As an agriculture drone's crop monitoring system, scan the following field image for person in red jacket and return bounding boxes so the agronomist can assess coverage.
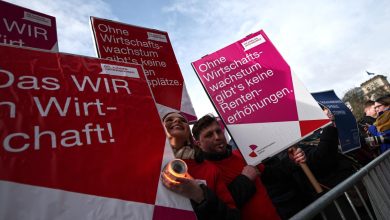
[161,112,256,220]
[192,114,306,220]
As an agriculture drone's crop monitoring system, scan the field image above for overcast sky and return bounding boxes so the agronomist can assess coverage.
[6,0,390,117]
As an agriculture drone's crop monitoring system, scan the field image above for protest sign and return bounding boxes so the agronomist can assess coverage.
[192,30,330,165]
[90,17,196,121]
[0,1,58,51]
[0,45,195,220]
[312,90,361,153]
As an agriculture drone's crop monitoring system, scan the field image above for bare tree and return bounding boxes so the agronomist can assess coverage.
[342,87,365,120]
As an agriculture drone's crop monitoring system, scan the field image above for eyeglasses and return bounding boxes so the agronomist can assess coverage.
[374,104,383,109]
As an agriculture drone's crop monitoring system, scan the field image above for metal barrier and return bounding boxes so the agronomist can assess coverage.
[290,150,390,220]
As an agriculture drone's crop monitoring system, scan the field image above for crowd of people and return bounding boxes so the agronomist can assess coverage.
[355,95,390,162]
[159,94,389,220]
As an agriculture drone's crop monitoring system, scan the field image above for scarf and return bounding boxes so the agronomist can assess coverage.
[375,109,390,132]
[173,145,195,160]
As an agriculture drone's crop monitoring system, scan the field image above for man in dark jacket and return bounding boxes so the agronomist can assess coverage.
[347,100,379,165]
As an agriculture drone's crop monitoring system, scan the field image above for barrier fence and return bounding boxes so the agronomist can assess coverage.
[290,150,390,220]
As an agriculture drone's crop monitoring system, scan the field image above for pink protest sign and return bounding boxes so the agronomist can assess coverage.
[192,30,330,165]
[0,1,58,51]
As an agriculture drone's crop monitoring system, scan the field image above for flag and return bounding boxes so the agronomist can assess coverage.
[366,71,375,75]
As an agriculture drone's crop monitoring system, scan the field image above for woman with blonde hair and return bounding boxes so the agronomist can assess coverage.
[161,112,250,220]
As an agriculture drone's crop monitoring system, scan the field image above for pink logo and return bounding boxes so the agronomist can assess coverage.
[248,144,258,157]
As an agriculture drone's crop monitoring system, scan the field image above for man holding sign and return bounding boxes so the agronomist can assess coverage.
[192,114,306,220]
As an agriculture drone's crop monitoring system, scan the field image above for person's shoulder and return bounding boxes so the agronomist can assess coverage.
[232,149,244,158]
[231,150,249,165]
[231,149,241,155]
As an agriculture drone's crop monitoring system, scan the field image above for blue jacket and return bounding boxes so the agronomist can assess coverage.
[368,122,390,153]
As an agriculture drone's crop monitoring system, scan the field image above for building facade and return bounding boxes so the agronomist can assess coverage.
[360,75,390,100]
